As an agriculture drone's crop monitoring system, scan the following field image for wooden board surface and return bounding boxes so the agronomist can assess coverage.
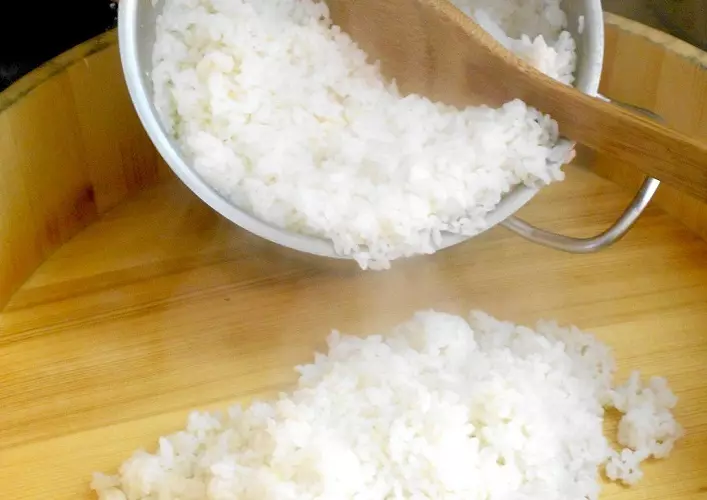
[1,13,707,500]
[2,167,707,499]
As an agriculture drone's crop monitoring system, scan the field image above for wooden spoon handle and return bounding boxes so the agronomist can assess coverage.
[419,0,707,203]
[552,89,707,203]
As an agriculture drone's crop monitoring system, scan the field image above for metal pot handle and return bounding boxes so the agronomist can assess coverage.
[501,95,662,253]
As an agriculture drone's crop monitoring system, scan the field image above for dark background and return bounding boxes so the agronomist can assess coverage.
[0,1,118,92]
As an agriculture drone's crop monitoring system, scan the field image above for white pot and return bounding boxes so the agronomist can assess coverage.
[118,0,657,261]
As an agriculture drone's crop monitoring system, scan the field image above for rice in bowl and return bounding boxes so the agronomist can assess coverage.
[151,0,578,269]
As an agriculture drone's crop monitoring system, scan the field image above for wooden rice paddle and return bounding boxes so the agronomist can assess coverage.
[325,0,707,202]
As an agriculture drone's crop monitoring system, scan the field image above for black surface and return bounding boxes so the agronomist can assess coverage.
[0,1,117,92]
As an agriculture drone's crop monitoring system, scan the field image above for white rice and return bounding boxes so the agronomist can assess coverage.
[152,0,577,269]
[91,310,683,500]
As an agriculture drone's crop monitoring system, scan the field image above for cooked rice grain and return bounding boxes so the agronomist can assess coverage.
[92,310,683,500]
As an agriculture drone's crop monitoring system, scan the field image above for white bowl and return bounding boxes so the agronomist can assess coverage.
[118,0,605,260]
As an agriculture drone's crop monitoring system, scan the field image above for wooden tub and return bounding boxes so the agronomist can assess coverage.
[1,14,706,499]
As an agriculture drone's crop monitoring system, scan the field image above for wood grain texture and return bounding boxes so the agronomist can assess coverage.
[2,167,707,500]
[0,30,168,310]
[2,15,707,500]
[326,0,707,201]
[594,13,707,243]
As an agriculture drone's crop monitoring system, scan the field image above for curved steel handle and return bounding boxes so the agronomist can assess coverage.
[501,96,662,253]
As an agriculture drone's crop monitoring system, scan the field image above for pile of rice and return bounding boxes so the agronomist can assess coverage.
[152,0,578,269]
[92,310,683,500]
